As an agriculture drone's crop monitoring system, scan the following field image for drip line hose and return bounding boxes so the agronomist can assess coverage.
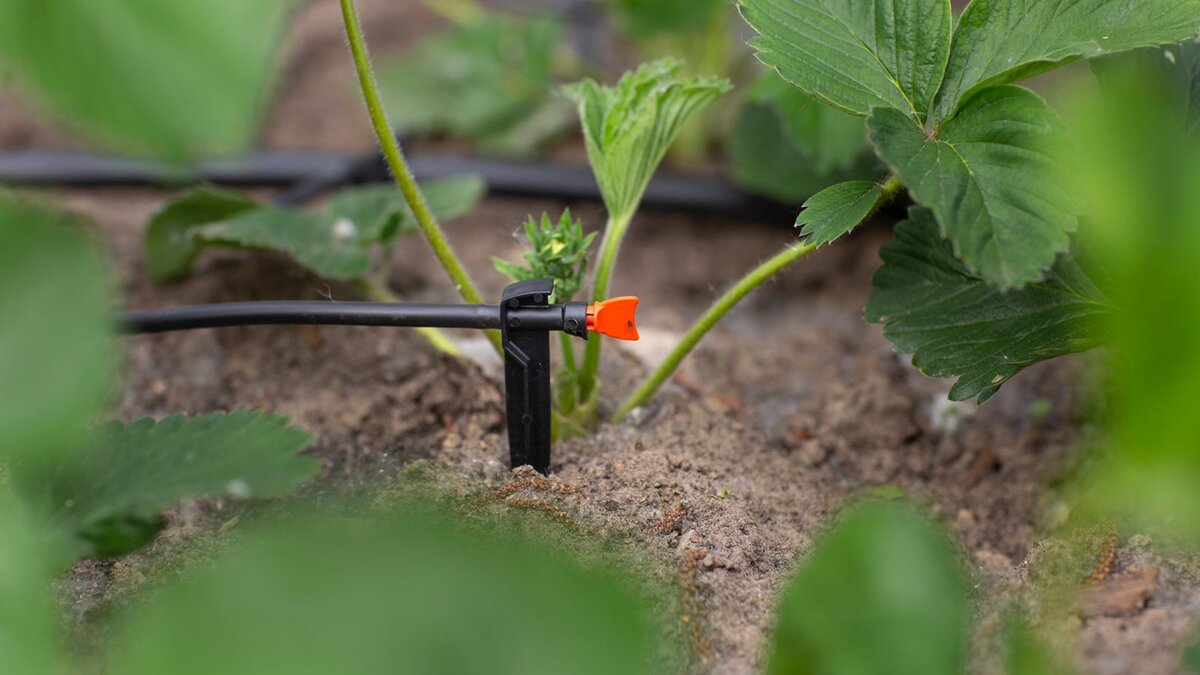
[117,301,503,334]
[0,148,794,220]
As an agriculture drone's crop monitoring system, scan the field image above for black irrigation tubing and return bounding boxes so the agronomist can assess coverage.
[0,148,797,221]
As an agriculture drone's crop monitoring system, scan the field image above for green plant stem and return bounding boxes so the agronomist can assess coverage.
[355,279,463,357]
[559,332,577,372]
[577,212,632,402]
[339,0,502,356]
[613,175,902,422]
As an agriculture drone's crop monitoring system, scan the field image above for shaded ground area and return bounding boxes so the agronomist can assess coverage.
[4,0,1199,673]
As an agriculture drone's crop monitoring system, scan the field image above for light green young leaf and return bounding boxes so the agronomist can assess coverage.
[766,501,968,675]
[931,0,1200,125]
[144,177,484,282]
[493,211,596,303]
[109,511,664,675]
[866,208,1114,403]
[16,411,318,560]
[145,187,261,281]
[564,59,730,221]
[0,200,113,466]
[869,86,1075,288]
[738,0,952,120]
[0,0,298,158]
[378,15,569,154]
[795,180,883,248]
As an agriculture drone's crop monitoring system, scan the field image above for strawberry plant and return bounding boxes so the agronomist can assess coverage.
[0,200,319,563]
[378,11,576,155]
[142,177,484,356]
[609,0,1200,418]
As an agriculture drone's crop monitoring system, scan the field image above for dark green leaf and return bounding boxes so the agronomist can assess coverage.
[766,501,968,675]
[738,0,952,119]
[795,180,882,247]
[931,0,1200,125]
[752,73,867,175]
[605,0,728,37]
[19,411,318,559]
[0,200,113,466]
[870,86,1075,288]
[0,0,298,158]
[109,511,665,674]
[730,97,878,202]
[200,208,373,280]
[866,208,1114,403]
[144,177,483,282]
[145,187,261,281]
[1094,40,1200,138]
[378,16,568,154]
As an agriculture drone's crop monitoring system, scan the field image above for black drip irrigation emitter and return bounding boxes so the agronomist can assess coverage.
[117,278,639,474]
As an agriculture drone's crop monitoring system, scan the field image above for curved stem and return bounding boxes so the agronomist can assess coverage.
[613,242,816,422]
[577,212,631,403]
[613,175,903,422]
[355,279,463,358]
[339,0,502,356]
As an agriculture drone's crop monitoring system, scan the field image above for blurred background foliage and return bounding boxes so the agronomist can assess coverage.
[1,1,1200,673]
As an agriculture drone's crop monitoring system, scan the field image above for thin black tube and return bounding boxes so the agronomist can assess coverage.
[0,149,792,219]
[118,301,501,334]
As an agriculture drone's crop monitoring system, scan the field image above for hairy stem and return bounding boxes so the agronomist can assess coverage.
[559,331,577,372]
[613,176,902,422]
[577,212,631,403]
[355,279,463,357]
[339,0,502,355]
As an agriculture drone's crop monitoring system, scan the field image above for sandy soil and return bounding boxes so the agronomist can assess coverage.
[3,1,1199,673]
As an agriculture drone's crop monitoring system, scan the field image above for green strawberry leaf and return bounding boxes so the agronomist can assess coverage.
[17,411,318,560]
[378,15,569,155]
[1093,40,1200,138]
[145,187,261,282]
[605,0,728,37]
[564,59,730,222]
[198,209,374,281]
[766,501,968,675]
[738,0,952,120]
[931,0,1200,125]
[144,177,484,282]
[0,0,298,158]
[108,511,665,674]
[795,180,884,248]
[866,208,1114,404]
[0,200,113,467]
[750,73,869,175]
[0,495,58,674]
[869,86,1075,288]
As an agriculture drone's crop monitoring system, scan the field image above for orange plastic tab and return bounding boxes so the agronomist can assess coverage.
[586,296,640,341]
